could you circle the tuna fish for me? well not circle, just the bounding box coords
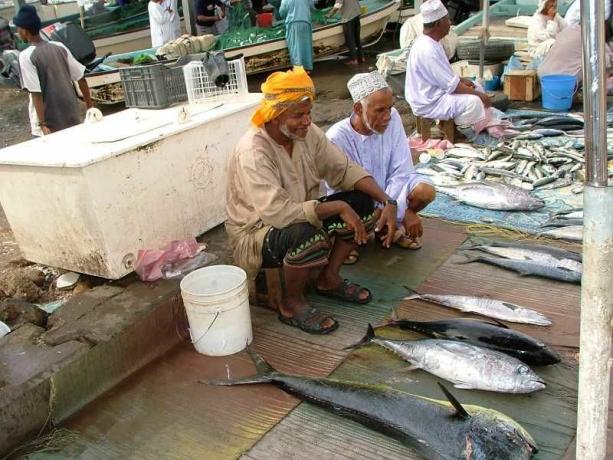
[466,240,582,273]
[457,252,582,284]
[436,181,545,211]
[404,291,553,326]
[540,226,583,242]
[375,314,561,366]
[202,348,539,459]
[349,326,546,394]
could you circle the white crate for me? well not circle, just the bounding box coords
[183,58,248,104]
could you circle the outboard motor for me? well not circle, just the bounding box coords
[40,22,110,71]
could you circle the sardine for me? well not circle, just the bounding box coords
[351,326,546,394]
[446,147,486,160]
[436,181,545,211]
[403,291,552,326]
[375,314,560,366]
[457,253,581,284]
[203,348,539,459]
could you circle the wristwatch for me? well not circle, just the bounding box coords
[385,198,398,207]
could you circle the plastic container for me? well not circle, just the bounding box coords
[180,265,253,356]
[540,74,577,111]
[484,75,501,91]
[256,12,273,28]
[183,57,248,104]
[119,63,187,109]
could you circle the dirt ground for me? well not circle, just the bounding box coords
[0,38,415,304]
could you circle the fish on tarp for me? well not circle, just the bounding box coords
[541,218,584,228]
[375,313,561,366]
[465,240,582,273]
[535,116,584,128]
[552,209,583,219]
[436,181,545,211]
[445,147,486,160]
[201,348,539,459]
[348,326,546,394]
[404,291,552,326]
[541,225,583,242]
[457,252,582,284]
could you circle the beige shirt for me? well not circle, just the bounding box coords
[225,123,370,279]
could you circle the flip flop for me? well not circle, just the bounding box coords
[395,235,422,250]
[343,249,359,265]
[278,307,339,334]
[316,279,372,304]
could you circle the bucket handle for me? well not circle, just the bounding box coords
[542,79,579,100]
[189,309,221,345]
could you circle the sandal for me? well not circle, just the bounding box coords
[395,235,422,250]
[278,307,339,334]
[343,249,359,265]
[316,279,372,304]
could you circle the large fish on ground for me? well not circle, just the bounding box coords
[202,348,538,459]
[437,181,545,211]
[404,291,552,326]
[457,252,582,284]
[376,314,560,366]
[349,325,546,394]
[540,225,583,242]
[466,240,582,273]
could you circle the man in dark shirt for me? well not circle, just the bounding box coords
[194,0,225,35]
[13,5,93,136]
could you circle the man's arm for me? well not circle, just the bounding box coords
[78,78,93,109]
[453,80,492,108]
[31,92,50,135]
[354,176,397,247]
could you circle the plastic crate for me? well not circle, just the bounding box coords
[183,58,248,104]
[119,63,187,109]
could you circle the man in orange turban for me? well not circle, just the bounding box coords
[226,67,398,334]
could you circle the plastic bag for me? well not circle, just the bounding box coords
[162,251,218,279]
[502,55,524,77]
[134,239,203,282]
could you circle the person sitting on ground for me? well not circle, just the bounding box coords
[14,5,93,137]
[225,67,398,334]
[405,0,491,131]
[326,0,364,65]
[527,0,566,58]
[326,72,435,264]
[538,23,613,93]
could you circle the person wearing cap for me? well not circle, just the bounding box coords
[405,0,491,130]
[527,0,566,58]
[13,5,92,137]
[279,0,314,70]
[225,67,398,334]
[326,72,435,264]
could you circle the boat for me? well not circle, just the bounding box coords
[389,0,418,25]
[84,0,400,104]
[0,0,80,22]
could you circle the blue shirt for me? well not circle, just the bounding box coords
[279,0,313,24]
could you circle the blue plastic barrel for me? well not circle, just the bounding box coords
[540,74,577,111]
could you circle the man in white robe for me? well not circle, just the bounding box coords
[565,0,611,27]
[527,0,566,58]
[148,0,174,47]
[405,0,491,128]
[327,72,435,262]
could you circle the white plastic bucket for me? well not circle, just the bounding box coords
[0,321,10,339]
[180,264,253,356]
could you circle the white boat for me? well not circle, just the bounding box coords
[0,0,80,22]
[84,0,399,103]
[389,0,420,24]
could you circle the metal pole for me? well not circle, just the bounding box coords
[478,0,490,82]
[182,0,196,36]
[577,0,613,456]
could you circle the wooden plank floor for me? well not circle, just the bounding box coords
[53,219,466,459]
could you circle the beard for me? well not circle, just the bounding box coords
[280,122,306,141]
[362,114,385,135]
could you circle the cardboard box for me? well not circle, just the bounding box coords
[504,69,540,101]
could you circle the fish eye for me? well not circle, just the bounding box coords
[518,366,529,375]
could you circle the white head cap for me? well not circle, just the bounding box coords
[347,71,389,103]
[421,0,448,24]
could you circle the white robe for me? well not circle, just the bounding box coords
[148,1,174,47]
[405,35,485,126]
[164,0,181,40]
[527,5,566,58]
[565,0,611,26]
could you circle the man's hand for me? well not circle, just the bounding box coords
[41,125,51,136]
[461,77,476,89]
[403,209,423,240]
[339,205,368,245]
[478,92,492,108]
[375,203,397,248]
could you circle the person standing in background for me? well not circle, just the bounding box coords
[194,0,226,35]
[327,0,363,65]
[148,0,174,46]
[279,0,314,71]
[164,0,181,40]
[13,5,93,137]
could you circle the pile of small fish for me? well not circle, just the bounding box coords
[417,139,599,193]
[458,240,582,284]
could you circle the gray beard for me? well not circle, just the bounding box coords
[280,123,305,141]
[362,115,384,135]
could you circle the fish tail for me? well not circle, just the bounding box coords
[402,286,421,301]
[373,308,401,328]
[198,345,277,386]
[454,252,482,264]
[343,324,376,350]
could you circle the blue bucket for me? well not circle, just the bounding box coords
[484,76,501,91]
[540,74,577,111]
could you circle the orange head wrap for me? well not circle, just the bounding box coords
[251,66,316,127]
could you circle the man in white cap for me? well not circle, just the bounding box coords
[326,71,436,263]
[405,0,491,129]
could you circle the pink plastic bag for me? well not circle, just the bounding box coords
[409,136,454,152]
[134,239,201,282]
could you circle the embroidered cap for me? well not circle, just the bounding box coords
[347,71,389,103]
[421,0,448,24]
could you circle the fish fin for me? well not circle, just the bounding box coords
[373,308,400,328]
[454,253,481,265]
[402,286,421,301]
[199,345,277,386]
[453,383,476,390]
[502,302,519,311]
[437,382,470,420]
[343,323,376,350]
[489,318,509,329]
